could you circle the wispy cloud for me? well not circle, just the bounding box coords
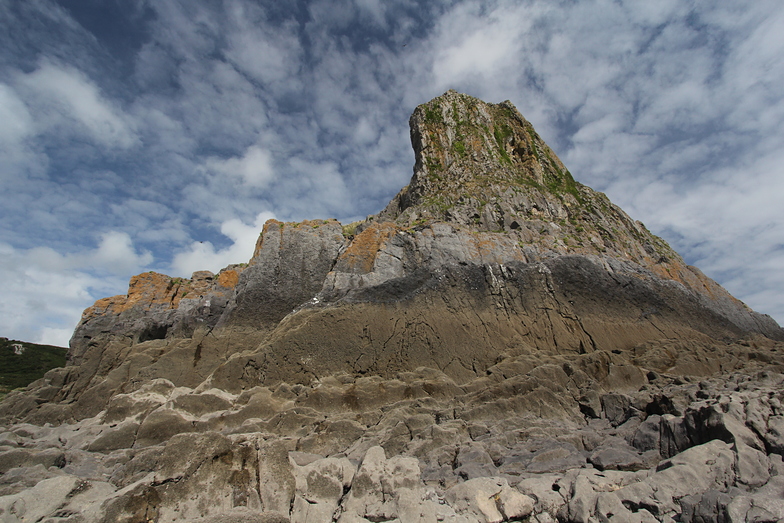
[0,231,152,345]
[16,60,139,149]
[1,0,783,346]
[204,146,276,189]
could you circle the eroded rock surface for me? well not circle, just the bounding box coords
[2,91,784,522]
[2,346,784,521]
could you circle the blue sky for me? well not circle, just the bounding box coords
[1,0,783,346]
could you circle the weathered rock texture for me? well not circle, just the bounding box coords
[2,91,784,522]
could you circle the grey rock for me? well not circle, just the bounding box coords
[291,456,354,523]
[684,401,764,451]
[735,443,770,488]
[455,444,497,480]
[727,494,784,523]
[516,474,567,519]
[0,475,80,523]
[172,393,233,417]
[297,419,365,456]
[190,513,291,523]
[87,421,139,452]
[339,445,422,522]
[563,472,599,523]
[660,413,692,459]
[589,444,645,471]
[258,440,296,515]
[0,447,66,474]
[134,407,195,448]
[765,415,784,454]
[614,440,735,518]
[220,220,345,329]
[602,393,632,427]
[679,490,733,523]
[446,477,533,523]
[0,464,55,497]
[631,414,661,452]
[525,440,587,474]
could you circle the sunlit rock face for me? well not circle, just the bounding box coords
[2,92,784,523]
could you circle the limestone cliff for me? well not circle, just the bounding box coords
[5,91,782,423]
[69,267,244,366]
[4,92,784,523]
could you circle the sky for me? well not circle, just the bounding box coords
[1,0,783,347]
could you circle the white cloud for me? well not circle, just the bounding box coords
[0,83,34,144]
[224,2,303,86]
[17,61,139,149]
[92,231,154,275]
[205,145,275,188]
[0,82,48,181]
[38,327,75,347]
[354,0,387,28]
[171,211,276,276]
[0,230,153,346]
[430,2,533,96]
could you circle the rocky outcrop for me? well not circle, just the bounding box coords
[37,91,776,417]
[2,91,784,522]
[219,219,345,329]
[211,251,780,389]
[69,267,245,365]
[2,341,784,522]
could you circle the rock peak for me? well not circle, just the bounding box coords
[378,90,578,227]
[374,91,679,272]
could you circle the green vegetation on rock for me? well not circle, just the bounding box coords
[424,104,442,125]
[493,124,513,164]
[0,338,66,398]
[342,221,361,237]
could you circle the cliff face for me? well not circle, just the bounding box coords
[4,92,784,523]
[8,90,781,420]
[69,268,243,365]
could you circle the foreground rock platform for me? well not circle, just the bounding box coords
[2,91,783,522]
[2,339,784,521]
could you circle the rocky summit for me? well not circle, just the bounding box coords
[2,92,784,523]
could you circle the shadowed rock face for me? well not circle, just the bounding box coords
[3,90,784,523]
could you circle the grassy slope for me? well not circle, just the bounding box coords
[0,337,66,399]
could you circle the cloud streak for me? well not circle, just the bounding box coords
[17,60,139,149]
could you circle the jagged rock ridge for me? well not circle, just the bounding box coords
[2,91,784,523]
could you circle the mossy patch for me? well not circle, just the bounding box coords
[342,221,362,238]
[424,105,443,125]
[493,124,513,164]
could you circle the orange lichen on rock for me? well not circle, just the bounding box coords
[79,295,128,322]
[77,272,186,323]
[251,219,283,260]
[336,222,401,274]
[218,269,240,288]
[470,234,525,262]
[120,272,184,312]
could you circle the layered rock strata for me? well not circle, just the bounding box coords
[2,91,784,522]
